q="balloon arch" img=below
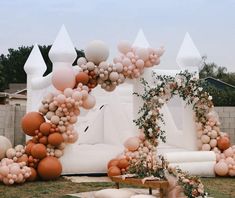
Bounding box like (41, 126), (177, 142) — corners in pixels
(0, 33), (234, 197)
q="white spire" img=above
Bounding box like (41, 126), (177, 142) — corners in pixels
(176, 32), (202, 69)
(49, 25), (77, 64)
(24, 44), (47, 76)
(132, 29), (150, 48)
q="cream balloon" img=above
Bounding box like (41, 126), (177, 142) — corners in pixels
(82, 94), (96, 109)
(85, 40), (109, 65)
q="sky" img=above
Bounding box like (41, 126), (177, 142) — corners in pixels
(0, 0), (234, 71)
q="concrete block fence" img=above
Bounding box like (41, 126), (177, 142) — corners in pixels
(0, 104), (234, 146)
(215, 107), (235, 145)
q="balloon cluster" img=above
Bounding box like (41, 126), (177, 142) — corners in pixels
(196, 111), (221, 151)
(115, 41), (164, 79)
(107, 133), (159, 177)
(0, 158), (31, 185)
(195, 109), (235, 176)
(76, 40), (164, 92)
(0, 40), (164, 185)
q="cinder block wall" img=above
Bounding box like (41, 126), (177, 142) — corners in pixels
(0, 105), (25, 146)
(215, 107), (235, 145)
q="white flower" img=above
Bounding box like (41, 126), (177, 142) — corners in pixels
(198, 87), (203, 91)
(148, 128), (153, 133)
(148, 111), (152, 116)
(159, 87), (163, 92)
(208, 96), (213, 100)
(194, 97), (199, 103)
(158, 98), (164, 104)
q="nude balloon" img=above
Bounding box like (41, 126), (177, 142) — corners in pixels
(124, 137), (140, 152)
(52, 67), (76, 91)
(214, 161), (228, 176)
(82, 94), (96, 109)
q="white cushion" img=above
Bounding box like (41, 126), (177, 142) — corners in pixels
(94, 189), (135, 198)
(130, 195), (156, 198)
(60, 144), (123, 174)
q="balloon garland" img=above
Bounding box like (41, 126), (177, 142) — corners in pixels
(107, 71), (235, 197)
(0, 40), (164, 185)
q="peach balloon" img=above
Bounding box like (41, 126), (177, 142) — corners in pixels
(117, 40), (132, 54)
(82, 94), (96, 109)
(124, 137), (140, 152)
(21, 112), (45, 136)
(52, 67), (76, 91)
(214, 161), (228, 176)
(224, 147), (233, 158)
(37, 156), (62, 180)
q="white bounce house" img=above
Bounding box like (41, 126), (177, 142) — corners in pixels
(24, 26), (216, 176)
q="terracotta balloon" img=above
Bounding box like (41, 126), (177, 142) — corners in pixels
(117, 159), (129, 169)
(124, 137), (140, 152)
(27, 167), (38, 182)
(25, 142), (35, 155)
(76, 72), (89, 85)
(31, 144), (47, 159)
(217, 136), (230, 151)
(107, 159), (119, 169)
(214, 161), (228, 176)
(39, 136), (48, 145)
(37, 156), (62, 180)
(48, 133), (64, 146)
(107, 166), (121, 177)
(21, 112), (45, 136)
(52, 67), (76, 91)
(40, 122), (52, 136)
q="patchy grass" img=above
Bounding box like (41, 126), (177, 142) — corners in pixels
(201, 177), (235, 198)
(0, 177), (234, 198)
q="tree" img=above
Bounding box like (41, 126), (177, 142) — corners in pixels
(199, 57), (235, 86)
(0, 63), (6, 91)
(0, 46), (85, 91)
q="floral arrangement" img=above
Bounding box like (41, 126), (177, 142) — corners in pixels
(108, 70), (235, 197)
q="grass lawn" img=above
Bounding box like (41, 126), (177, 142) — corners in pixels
(0, 177), (234, 198)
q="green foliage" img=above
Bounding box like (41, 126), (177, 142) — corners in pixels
(0, 46), (85, 91)
(199, 57), (235, 86)
(202, 84), (235, 106)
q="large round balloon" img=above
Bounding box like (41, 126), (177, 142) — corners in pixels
(40, 122), (52, 136)
(21, 112), (45, 136)
(27, 167), (38, 182)
(0, 136), (12, 160)
(37, 156), (62, 180)
(52, 67), (76, 91)
(85, 40), (109, 65)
